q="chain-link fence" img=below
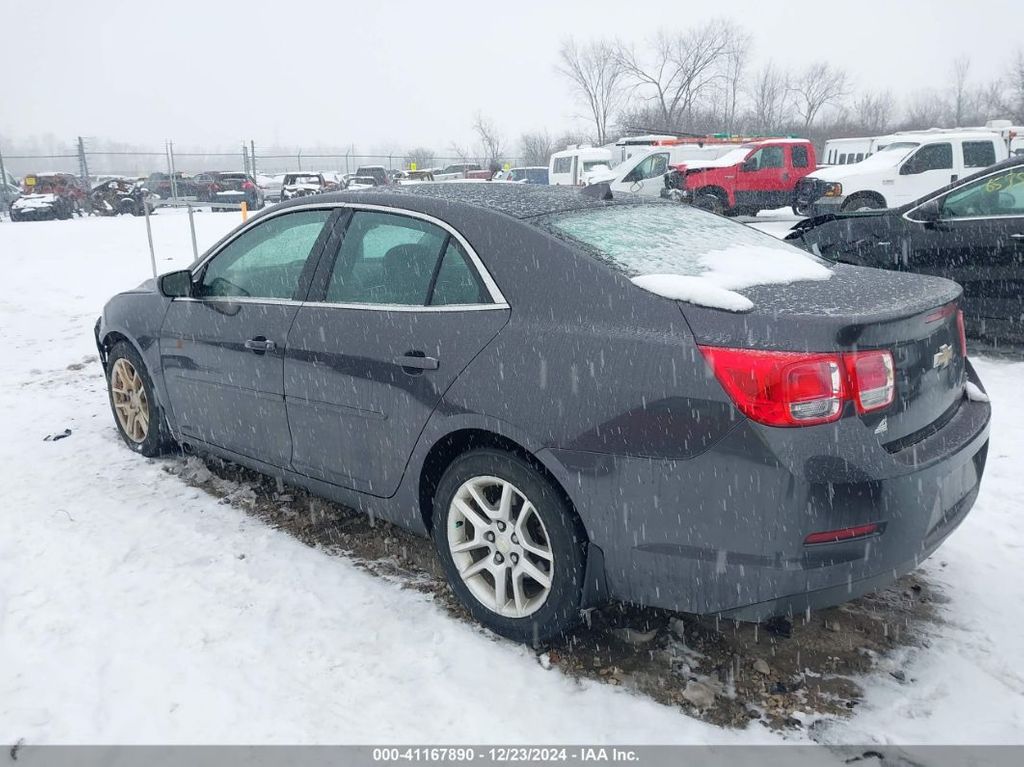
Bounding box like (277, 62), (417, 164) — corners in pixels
(0, 137), (526, 211)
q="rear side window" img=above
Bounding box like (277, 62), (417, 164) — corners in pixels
(553, 157), (572, 174)
(963, 141), (997, 169)
(430, 240), (488, 305)
(325, 211), (446, 305)
(792, 145), (809, 168)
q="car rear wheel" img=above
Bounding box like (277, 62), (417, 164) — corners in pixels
(431, 449), (586, 644)
(106, 341), (172, 457)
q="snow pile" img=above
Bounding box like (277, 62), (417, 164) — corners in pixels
(631, 243), (832, 311)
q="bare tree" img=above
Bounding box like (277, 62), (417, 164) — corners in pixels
(852, 91), (895, 134)
(614, 20), (739, 132)
(557, 38), (626, 145)
(720, 28), (752, 134)
(447, 142), (473, 164)
(790, 62), (849, 130)
(951, 55), (972, 126)
(472, 112), (505, 171)
(1005, 49), (1024, 123)
(405, 147), (435, 169)
(747, 62), (791, 134)
(901, 89), (949, 130)
(519, 131), (557, 167)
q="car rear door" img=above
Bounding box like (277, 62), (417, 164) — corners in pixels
(284, 208), (510, 497)
(159, 208), (336, 467)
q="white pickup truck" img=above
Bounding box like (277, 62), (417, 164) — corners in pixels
(795, 131), (1010, 215)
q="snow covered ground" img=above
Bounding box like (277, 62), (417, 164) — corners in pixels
(0, 210), (1022, 745)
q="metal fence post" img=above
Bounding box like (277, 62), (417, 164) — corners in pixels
(143, 200), (158, 279)
(0, 143), (9, 215)
(187, 204), (199, 261)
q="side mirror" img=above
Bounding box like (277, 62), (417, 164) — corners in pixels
(899, 161), (917, 176)
(741, 159), (758, 172)
(914, 198), (942, 222)
(159, 269), (194, 298)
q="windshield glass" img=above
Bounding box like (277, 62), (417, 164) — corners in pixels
(855, 141), (920, 169)
(698, 147), (751, 166)
(286, 175), (320, 185)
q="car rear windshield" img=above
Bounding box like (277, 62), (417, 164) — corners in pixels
(538, 203), (825, 278)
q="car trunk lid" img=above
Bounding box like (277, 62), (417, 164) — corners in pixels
(681, 263), (966, 446)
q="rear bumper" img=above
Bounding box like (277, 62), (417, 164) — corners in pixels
(542, 389), (990, 619)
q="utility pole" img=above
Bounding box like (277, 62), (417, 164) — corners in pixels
(77, 136), (91, 186)
(241, 142), (249, 175)
(250, 139), (257, 179)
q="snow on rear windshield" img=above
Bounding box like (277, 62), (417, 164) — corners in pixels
(540, 204), (832, 312)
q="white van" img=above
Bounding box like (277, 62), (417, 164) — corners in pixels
(796, 131), (1010, 214)
(548, 146), (614, 186)
(821, 137), (882, 166)
(585, 144), (747, 197)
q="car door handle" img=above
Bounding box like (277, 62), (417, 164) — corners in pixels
(396, 352), (439, 371)
(244, 337), (276, 353)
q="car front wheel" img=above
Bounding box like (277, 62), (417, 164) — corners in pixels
(106, 341), (172, 457)
(432, 449), (586, 644)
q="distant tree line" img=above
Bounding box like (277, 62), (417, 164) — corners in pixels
(550, 21), (1024, 152)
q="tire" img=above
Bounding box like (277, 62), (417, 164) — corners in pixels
(694, 192), (725, 216)
(431, 449), (587, 645)
(842, 194), (884, 212)
(793, 204), (810, 217)
(105, 341), (173, 457)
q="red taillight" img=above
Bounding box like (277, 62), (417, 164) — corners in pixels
(956, 309), (967, 358)
(804, 523), (880, 545)
(843, 351), (895, 413)
(699, 346), (895, 427)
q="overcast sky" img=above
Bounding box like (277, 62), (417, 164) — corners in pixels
(2, 0), (1018, 153)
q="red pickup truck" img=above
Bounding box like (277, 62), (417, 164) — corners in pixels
(662, 138), (817, 216)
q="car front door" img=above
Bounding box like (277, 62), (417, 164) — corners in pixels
(906, 165), (1024, 339)
(159, 208), (336, 466)
(734, 145), (787, 211)
(284, 208), (510, 496)
(896, 143), (955, 206)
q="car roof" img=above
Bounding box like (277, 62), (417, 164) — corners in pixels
(272, 181), (650, 220)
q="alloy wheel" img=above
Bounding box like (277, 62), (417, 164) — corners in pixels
(447, 476), (554, 618)
(110, 357), (150, 443)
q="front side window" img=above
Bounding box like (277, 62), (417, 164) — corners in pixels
(903, 143), (953, 174)
(941, 167), (1024, 218)
(746, 145), (784, 170)
(197, 210), (331, 299)
(629, 152), (669, 181)
(963, 141), (997, 169)
(325, 211), (447, 305)
(553, 157), (572, 174)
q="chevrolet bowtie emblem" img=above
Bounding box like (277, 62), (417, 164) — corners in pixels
(933, 344), (954, 369)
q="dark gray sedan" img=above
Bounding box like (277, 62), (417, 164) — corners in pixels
(96, 184), (990, 643)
